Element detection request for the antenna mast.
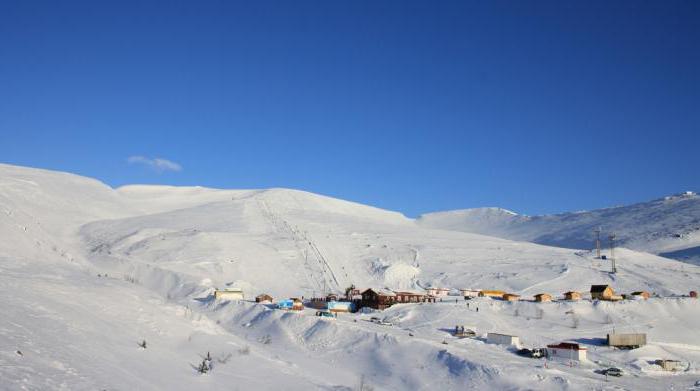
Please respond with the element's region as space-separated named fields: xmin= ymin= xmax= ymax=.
xmin=609 ymin=233 xmax=617 ymax=273
xmin=594 ymin=227 xmax=601 ymax=259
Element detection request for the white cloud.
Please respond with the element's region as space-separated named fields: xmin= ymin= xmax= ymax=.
xmin=127 ymin=156 xmax=182 ymax=173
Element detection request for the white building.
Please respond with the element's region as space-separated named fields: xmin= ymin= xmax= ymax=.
xmin=214 ymin=288 xmax=244 ymax=300
xmin=486 ymin=333 xmax=520 ymax=347
xmin=426 ymin=287 xmax=450 ymax=297
xmin=546 ymin=342 xmax=587 ymax=361
xmin=460 ymin=289 xmax=480 ymax=298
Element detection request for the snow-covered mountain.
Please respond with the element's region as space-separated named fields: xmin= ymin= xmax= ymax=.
xmin=2 ymin=163 xmax=700 ymax=390
xmin=418 ymin=193 xmax=700 ymax=265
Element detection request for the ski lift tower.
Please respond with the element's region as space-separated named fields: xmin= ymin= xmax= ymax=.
xmin=594 ymin=227 xmax=602 ymax=259
xmin=609 ymin=233 xmax=617 ymax=273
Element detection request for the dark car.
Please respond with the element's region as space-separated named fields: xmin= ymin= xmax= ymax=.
xmin=602 ymin=367 xmax=623 ymax=377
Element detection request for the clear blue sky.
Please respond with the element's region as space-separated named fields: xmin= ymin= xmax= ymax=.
xmin=1 ymin=1 xmax=698 ymax=217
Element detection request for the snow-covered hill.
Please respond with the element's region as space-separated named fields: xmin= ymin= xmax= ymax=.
xmin=418 ymin=193 xmax=700 ymax=265
xmin=2 ymin=163 xmax=700 ymax=390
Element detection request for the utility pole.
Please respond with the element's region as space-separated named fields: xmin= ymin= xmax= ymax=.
xmin=594 ymin=227 xmax=602 ymax=259
xmin=609 ymin=233 xmax=617 ymax=273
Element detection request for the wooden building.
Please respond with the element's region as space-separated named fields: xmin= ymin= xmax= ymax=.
xmin=360 ymin=288 xmax=397 ymax=310
xmin=478 ymin=290 xmax=506 ymax=299
xmin=503 ymin=293 xmax=521 ymax=302
xmin=631 ymin=291 xmax=650 ymax=300
xmin=546 ymin=342 xmax=587 ymax=361
xmin=590 ymin=285 xmax=621 ymax=301
xmin=394 ymin=291 xmax=435 ymax=304
xmin=255 ymin=293 xmax=273 ymax=303
xmin=534 ymin=293 xmax=552 ymax=302
xmin=563 ymin=291 xmax=582 ymax=301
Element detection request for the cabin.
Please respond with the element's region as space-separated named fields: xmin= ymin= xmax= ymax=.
xmin=479 ymin=290 xmax=506 ymax=299
xmin=631 ymin=291 xmax=650 ymax=300
xmin=291 ymin=298 xmax=304 ymax=311
xmin=486 ymin=333 xmax=520 ymax=347
xmin=214 ymin=288 xmax=244 ymax=300
xmin=607 ymin=333 xmax=646 ymax=349
xmin=277 ymin=298 xmax=304 ymax=311
xmin=361 ymin=288 xmax=397 ymax=310
xmin=255 ymin=293 xmax=273 ymax=303
xmin=426 ymin=287 xmax=450 ymax=297
xmin=503 ymin=293 xmax=521 ymax=302
xmin=534 ymin=293 xmax=552 ymax=302
xmin=394 ymin=291 xmax=434 ymax=303
xmin=655 ymin=359 xmax=683 ymax=371
xmin=691 ymin=291 xmax=698 ymax=298
xmin=327 ymin=301 xmax=355 ymax=313
xmin=308 ymin=298 xmax=329 ymax=310
xmin=546 ymin=342 xmax=587 ymax=361
xmin=563 ymin=291 xmax=582 ymax=301
xmin=460 ymin=289 xmax=480 ymax=298
xmin=590 ymin=285 xmax=621 ymax=301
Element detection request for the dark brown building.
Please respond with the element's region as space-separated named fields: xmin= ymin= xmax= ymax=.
xmin=360 ymin=288 xmax=397 ymax=310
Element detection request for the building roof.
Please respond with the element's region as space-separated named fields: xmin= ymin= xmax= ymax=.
xmin=534 ymin=293 xmax=551 ymax=297
xmin=393 ymin=290 xmax=426 ymax=296
xmin=503 ymin=293 xmax=520 ymax=297
xmin=362 ymin=288 xmax=396 ymax=297
xmin=631 ymin=291 xmax=649 ymax=295
xmin=590 ymin=285 xmax=612 ymax=293
xmin=546 ymin=342 xmax=586 ymax=351
xmin=564 ymin=291 xmax=581 ymax=295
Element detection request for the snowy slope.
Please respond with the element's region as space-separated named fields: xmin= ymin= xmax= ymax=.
xmin=417 ymin=193 xmax=700 ymax=265
xmin=2 ymin=163 xmax=700 ymax=390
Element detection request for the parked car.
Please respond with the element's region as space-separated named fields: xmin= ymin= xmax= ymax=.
xmin=602 ymin=367 xmax=623 ymax=377
xmin=315 ymin=311 xmax=337 ymax=319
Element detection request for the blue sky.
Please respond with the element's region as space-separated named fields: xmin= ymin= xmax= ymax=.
xmin=1 ymin=1 xmax=698 ymax=217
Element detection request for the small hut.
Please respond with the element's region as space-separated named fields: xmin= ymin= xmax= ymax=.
xmin=590 ymin=285 xmax=621 ymax=301
xmin=503 ymin=293 xmax=521 ymax=302
xmin=534 ymin=293 xmax=552 ymax=302
xmin=655 ymin=359 xmax=683 ymax=371
xmin=255 ymin=293 xmax=273 ymax=303
xmin=631 ymin=291 xmax=650 ymax=300
xmin=563 ymin=291 xmax=582 ymax=301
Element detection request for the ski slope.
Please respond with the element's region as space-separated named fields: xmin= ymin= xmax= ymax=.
xmin=417 ymin=193 xmax=700 ymax=265
xmin=2 ymin=163 xmax=700 ymax=390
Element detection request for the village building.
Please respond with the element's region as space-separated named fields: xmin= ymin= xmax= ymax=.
xmin=503 ymin=293 xmax=520 ymax=302
xmin=394 ymin=290 xmax=435 ymax=304
xmin=590 ymin=285 xmax=622 ymax=301
xmin=631 ymin=291 xmax=650 ymax=300
xmin=214 ymin=288 xmax=244 ymax=300
xmin=255 ymin=293 xmax=273 ymax=303
xmin=655 ymin=359 xmax=683 ymax=371
xmin=546 ymin=342 xmax=587 ymax=361
xmin=534 ymin=293 xmax=552 ymax=302
xmin=607 ymin=333 xmax=647 ymax=349
xmin=479 ymin=290 xmax=506 ymax=299
xmin=360 ymin=288 xmax=397 ymax=310
xmin=327 ymin=301 xmax=354 ymax=313
xmin=277 ymin=298 xmax=304 ymax=311
xmin=459 ymin=289 xmax=480 ymax=298
xmin=426 ymin=287 xmax=450 ymax=297
xmin=563 ymin=291 xmax=582 ymax=301
xmin=486 ymin=333 xmax=520 ymax=347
